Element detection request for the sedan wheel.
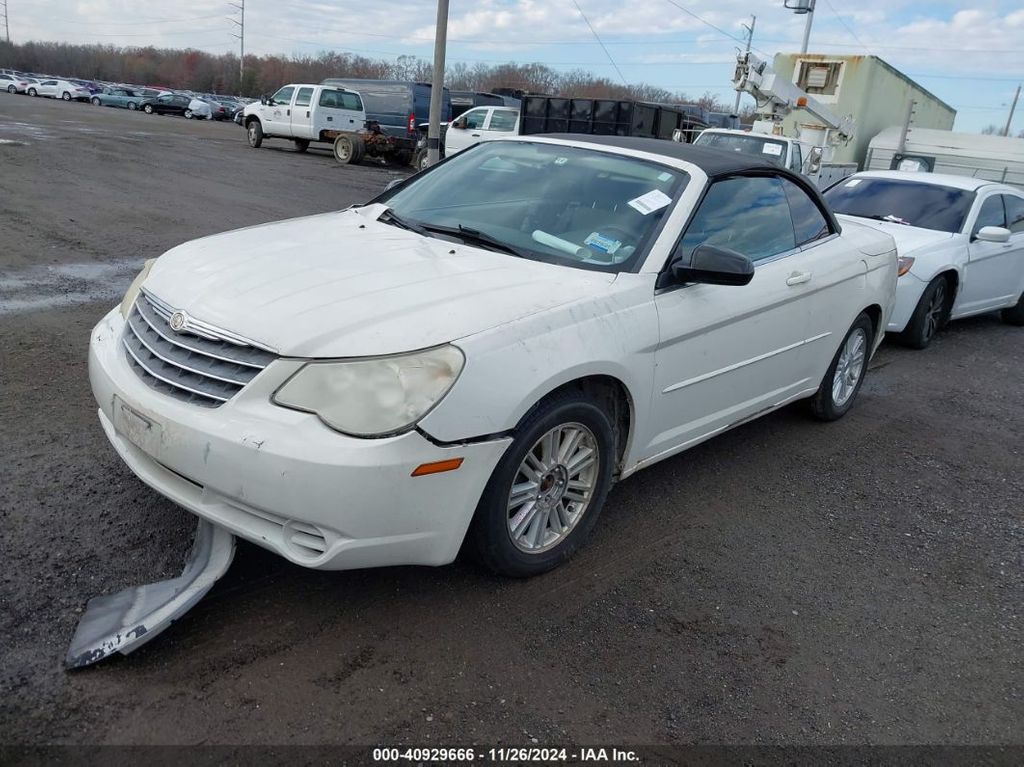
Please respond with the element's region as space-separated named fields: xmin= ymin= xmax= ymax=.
xmin=7 ymin=85 xmax=15 ymax=94
xmin=507 ymin=423 xmax=600 ymax=554
xmin=127 ymin=101 xmax=137 ymax=110
xmin=91 ymin=97 xmax=101 ymax=106
xmin=61 ymin=91 xmax=71 ymax=101
xmin=468 ymin=392 xmax=616 ymax=577
xmin=901 ymin=276 xmax=950 ymax=350
xmin=810 ymin=313 xmax=874 ymax=421
xmin=28 ymin=88 xmax=37 ymax=97
xmin=144 ymin=104 xmax=153 ymax=114
xmin=184 ymin=109 xmax=193 ymax=119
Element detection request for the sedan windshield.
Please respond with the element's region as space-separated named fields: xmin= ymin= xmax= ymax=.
xmin=823 ymin=177 xmax=975 ymax=233
xmin=693 ymin=132 xmax=788 ymax=166
xmin=380 ymin=141 xmax=689 ymax=272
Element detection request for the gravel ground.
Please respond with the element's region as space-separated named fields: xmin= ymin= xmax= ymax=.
xmin=0 ymin=94 xmax=1021 ymax=748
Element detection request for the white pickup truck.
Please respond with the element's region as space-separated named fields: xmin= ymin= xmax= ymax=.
xmin=243 ymin=83 xmax=366 ymax=153
xmin=444 ymin=105 xmax=521 ymax=157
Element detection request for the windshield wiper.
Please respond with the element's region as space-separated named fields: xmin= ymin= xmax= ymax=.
xmin=864 ymin=214 xmax=912 ymax=226
xmin=378 ymin=208 xmax=427 ymax=235
xmin=418 ymin=223 xmax=531 ymax=259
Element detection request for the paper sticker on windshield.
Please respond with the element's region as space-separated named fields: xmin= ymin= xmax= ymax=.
xmin=762 ymin=143 xmax=784 ymax=156
xmin=584 ymin=232 xmax=623 ymax=255
xmin=628 ymin=189 xmax=673 ymax=215
xmin=554 ymin=157 xmax=569 ymax=165
xmin=657 ymin=171 xmax=672 ymax=182
xmin=845 ymin=178 xmax=862 ymax=187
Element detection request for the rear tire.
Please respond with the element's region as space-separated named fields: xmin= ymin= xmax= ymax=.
xmin=413 ymin=148 xmax=429 ymax=171
xmin=293 ymin=138 xmax=310 ymax=153
xmin=61 ymin=91 xmax=72 ymax=101
xmin=184 ymin=109 xmax=193 ymax=119
xmin=28 ymin=88 xmax=37 ymax=97
xmin=1001 ymin=293 xmax=1024 ymax=326
xmin=810 ymin=313 xmax=874 ymax=422
xmin=467 ymin=392 xmax=616 ymax=578
xmin=333 ymin=134 xmax=365 ymax=165
xmin=143 ymin=104 xmax=153 ymax=114
xmin=91 ymin=97 xmax=101 ymax=106
xmin=7 ymin=85 xmax=16 ymax=94
xmin=900 ymin=276 xmax=951 ymax=349
xmin=127 ymin=101 xmax=137 ymax=110
xmin=246 ymin=119 xmax=263 ymax=148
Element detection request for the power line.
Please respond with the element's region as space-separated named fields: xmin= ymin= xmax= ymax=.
xmin=820 ymin=0 xmax=872 ymax=56
xmin=662 ymin=0 xmax=769 ymax=57
xmin=569 ymin=0 xmax=627 ymax=85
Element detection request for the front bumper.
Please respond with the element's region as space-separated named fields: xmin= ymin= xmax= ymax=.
xmin=89 ymin=307 xmax=511 ymax=570
xmin=886 ymin=272 xmax=928 ymax=333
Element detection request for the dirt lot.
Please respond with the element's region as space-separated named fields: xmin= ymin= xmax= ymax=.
xmin=1 ymin=94 xmax=1022 ymax=748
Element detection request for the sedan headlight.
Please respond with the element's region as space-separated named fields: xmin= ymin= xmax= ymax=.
xmin=273 ymin=345 xmax=465 ymax=437
xmin=120 ymin=258 xmax=156 ymax=317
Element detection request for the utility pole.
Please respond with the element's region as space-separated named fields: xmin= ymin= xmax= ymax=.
xmin=426 ymin=0 xmax=449 ymax=167
xmin=2 ymin=0 xmax=10 ymax=44
xmin=1003 ymin=84 xmax=1021 ymax=137
xmin=733 ymin=15 xmax=756 ymax=115
xmin=229 ymin=1 xmax=245 ymax=93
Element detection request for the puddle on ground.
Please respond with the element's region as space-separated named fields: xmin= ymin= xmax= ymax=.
xmin=0 ymin=259 xmax=144 ymax=315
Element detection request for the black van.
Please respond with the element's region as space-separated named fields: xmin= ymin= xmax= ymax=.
xmin=320 ymin=79 xmax=452 ymax=139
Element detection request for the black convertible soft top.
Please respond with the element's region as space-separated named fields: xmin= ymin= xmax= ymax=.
xmin=538 ymin=133 xmax=784 ymax=178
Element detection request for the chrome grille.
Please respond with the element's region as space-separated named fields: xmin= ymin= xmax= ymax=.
xmin=123 ymin=292 xmax=276 ymax=407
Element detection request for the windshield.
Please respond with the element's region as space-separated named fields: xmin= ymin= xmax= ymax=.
xmin=694 ymin=132 xmax=788 ymax=166
xmin=379 ymin=141 xmax=688 ymax=272
xmin=823 ymin=177 xmax=975 ymax=233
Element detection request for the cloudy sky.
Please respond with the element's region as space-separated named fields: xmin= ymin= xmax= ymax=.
xmin=9 ymin=1 xmax=1024 ymax=133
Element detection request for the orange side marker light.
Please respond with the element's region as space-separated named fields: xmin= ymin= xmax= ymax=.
xmin=411 ymin=458 xmax=464 ymax=477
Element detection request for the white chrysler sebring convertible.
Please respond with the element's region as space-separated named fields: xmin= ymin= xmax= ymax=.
xmin=89 ymin=136 xmax=896 ymax=578
xmin=823 ymin=171 xmax=1024 ymax=348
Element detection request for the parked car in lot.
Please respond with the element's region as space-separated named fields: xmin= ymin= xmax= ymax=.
xmin=185 ymin=97 xmax=213 ymax=120
xmin=0 ymin=73 xmax=31 ymax=93
xmin=444 ymin=105 xmax=520 ymax=157
xmin=28 ymin=78 xmax=91 ymax=100
xmin=90 ymin=86 xmax=142 ymax=110
xmin=140 ymin=93 xmax=192 ymax=116
xmin=823 ymin=171 xmax=1024 ymax=348
xmin=320 ymin=78 xmax=452 ymax=141
xmin=90 ymin=136 xmax=895 ymax=580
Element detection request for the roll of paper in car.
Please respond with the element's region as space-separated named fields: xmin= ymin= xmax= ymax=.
xmin=532 ymin=230 xmax=587 ymax=259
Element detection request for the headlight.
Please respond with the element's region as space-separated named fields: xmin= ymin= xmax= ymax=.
xmin=120 ymin=258 xmax=156 ymax=317
xmin=273 ymin=345 xmax=465 ymax=437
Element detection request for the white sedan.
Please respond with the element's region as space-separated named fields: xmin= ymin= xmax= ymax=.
xmin=824 ymin=171 xmax=1024 ymax=348
xmin=89 ymin=136 xmax=896 ymax=578
xmin=27 ymin=78 xmax=91 ymax=101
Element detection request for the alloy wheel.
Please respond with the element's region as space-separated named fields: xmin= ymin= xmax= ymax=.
xmin=924 ymin=281 xmax=946 ymax=342
xmin=832 ymin=328 xmax=867 ymax=407
xmin=506 ymin=423 xmax=600 ymax=553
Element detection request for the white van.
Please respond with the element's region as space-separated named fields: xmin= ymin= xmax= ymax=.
xmin=243 ymin=83 xmax=366 ymax=152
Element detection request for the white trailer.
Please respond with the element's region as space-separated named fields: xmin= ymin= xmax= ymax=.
xmin=865 ymin=126 xmax=1024 ymax=188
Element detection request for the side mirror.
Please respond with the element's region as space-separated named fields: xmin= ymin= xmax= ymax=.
xmin=260 ymin=94 xmax=269 ymax=106
xmin=384 ymin=179 xmax=403 ymax=192
xmin=452 ymin=119 xmax=465 ymax=129
xmin=974 ymin=225 xmax=1011 ymax=243
xmin=669 ymin=244 xmax=755 ymax=287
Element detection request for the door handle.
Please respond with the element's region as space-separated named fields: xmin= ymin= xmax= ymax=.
xmin=286 ymin=109 xmax=290 ymax=116
xmin=471 ymin=132 xmax=480 ymax=137
xmin=306 ymin=110 xmax=310 ymax=118
xmin=786 ymin=271 xmax=812 ymax=286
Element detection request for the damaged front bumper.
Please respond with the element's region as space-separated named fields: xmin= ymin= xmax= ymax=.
xmin=66 ymin=518 xmax=235 ymax=668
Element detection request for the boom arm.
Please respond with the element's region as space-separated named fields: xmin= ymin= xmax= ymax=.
xmin=733 ymin=52 xmax=855 ymax=141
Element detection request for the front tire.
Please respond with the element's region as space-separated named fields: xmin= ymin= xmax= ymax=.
xmin=467 ymin=393 xmax=616 ymax=577
xmin=184 ymin=109 xmax=193 ymax=119
xmin=127 ymin=101 xmax=137 ymax=110
xmin=61 ymin=91 xmax=72 ymax=101
xmin=293 ymin=138 xmax=310 ymax=153
xmin=7 ymin=85 xmax=16 ymax=94
xmin=143 ymin=104 xmax=153 ymax=114
xmin=810 ymin=313 xmax=874 ymax=421
xmin=28 ymin=88 xmax=37 ymax=97
xmin=246 ymin=119 xmax=263 ymax=148
xmin=1001 ymin=292 xmax=1024 ymax=326
xmin=900 ymin=276 xmax=951 ymax=349
xmin=91 ymin=97 xmax=101 ymax=106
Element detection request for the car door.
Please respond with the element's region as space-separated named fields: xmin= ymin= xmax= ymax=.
xmin=38 ymin=79 xmax=58 ymax=97
xmin=1003 ymin=194 xmax=1024 ymax=304
xmin=311 ymin=88 xmax=363 ymax=138
xmin=480 ymin=108 xmax=519 ymax=142
xmin=960 ymin=193 xmax=1020 ymax=313
xmin=445 ymin=107 xmax=490 ymax=155
xmin=647 ymin=174 xmax=824 ymax=460
xmin=261 ymin=85 xmax=295 ymax=136
xmin=289 ymin=86 xmax=315 ymax=139
xmin=153 ymin=94 xmax=173 ymax=113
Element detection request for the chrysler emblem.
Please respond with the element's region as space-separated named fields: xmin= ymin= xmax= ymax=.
xmin=169 ymin=311 xmax=187 ymax=332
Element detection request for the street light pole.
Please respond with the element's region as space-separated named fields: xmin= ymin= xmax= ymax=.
xmin=733 ymin=15 xmax=756 ymax=115
xmin=426 ymin=0 xmax=449 ymax=167
xmin=2 ymin=0 xmax=10 ymax=43
xmin=800 ymin=0 xmax=816 ymax=54
xmin=229 ymin=1 xmax=245 ymax=93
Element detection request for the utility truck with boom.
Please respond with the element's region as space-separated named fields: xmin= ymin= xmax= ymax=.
xmin=692 ymin=52 xmax=858 ymax=188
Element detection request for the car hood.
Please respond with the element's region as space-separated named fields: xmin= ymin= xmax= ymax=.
xmin=143 ymin=205 xmax=616 ymax=358
xmin=836 ymin=214 xmax=955 ymax=254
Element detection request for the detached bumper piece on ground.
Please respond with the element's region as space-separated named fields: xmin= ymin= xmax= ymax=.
xmin=65 ymin=519 xmax=235 ymax=669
